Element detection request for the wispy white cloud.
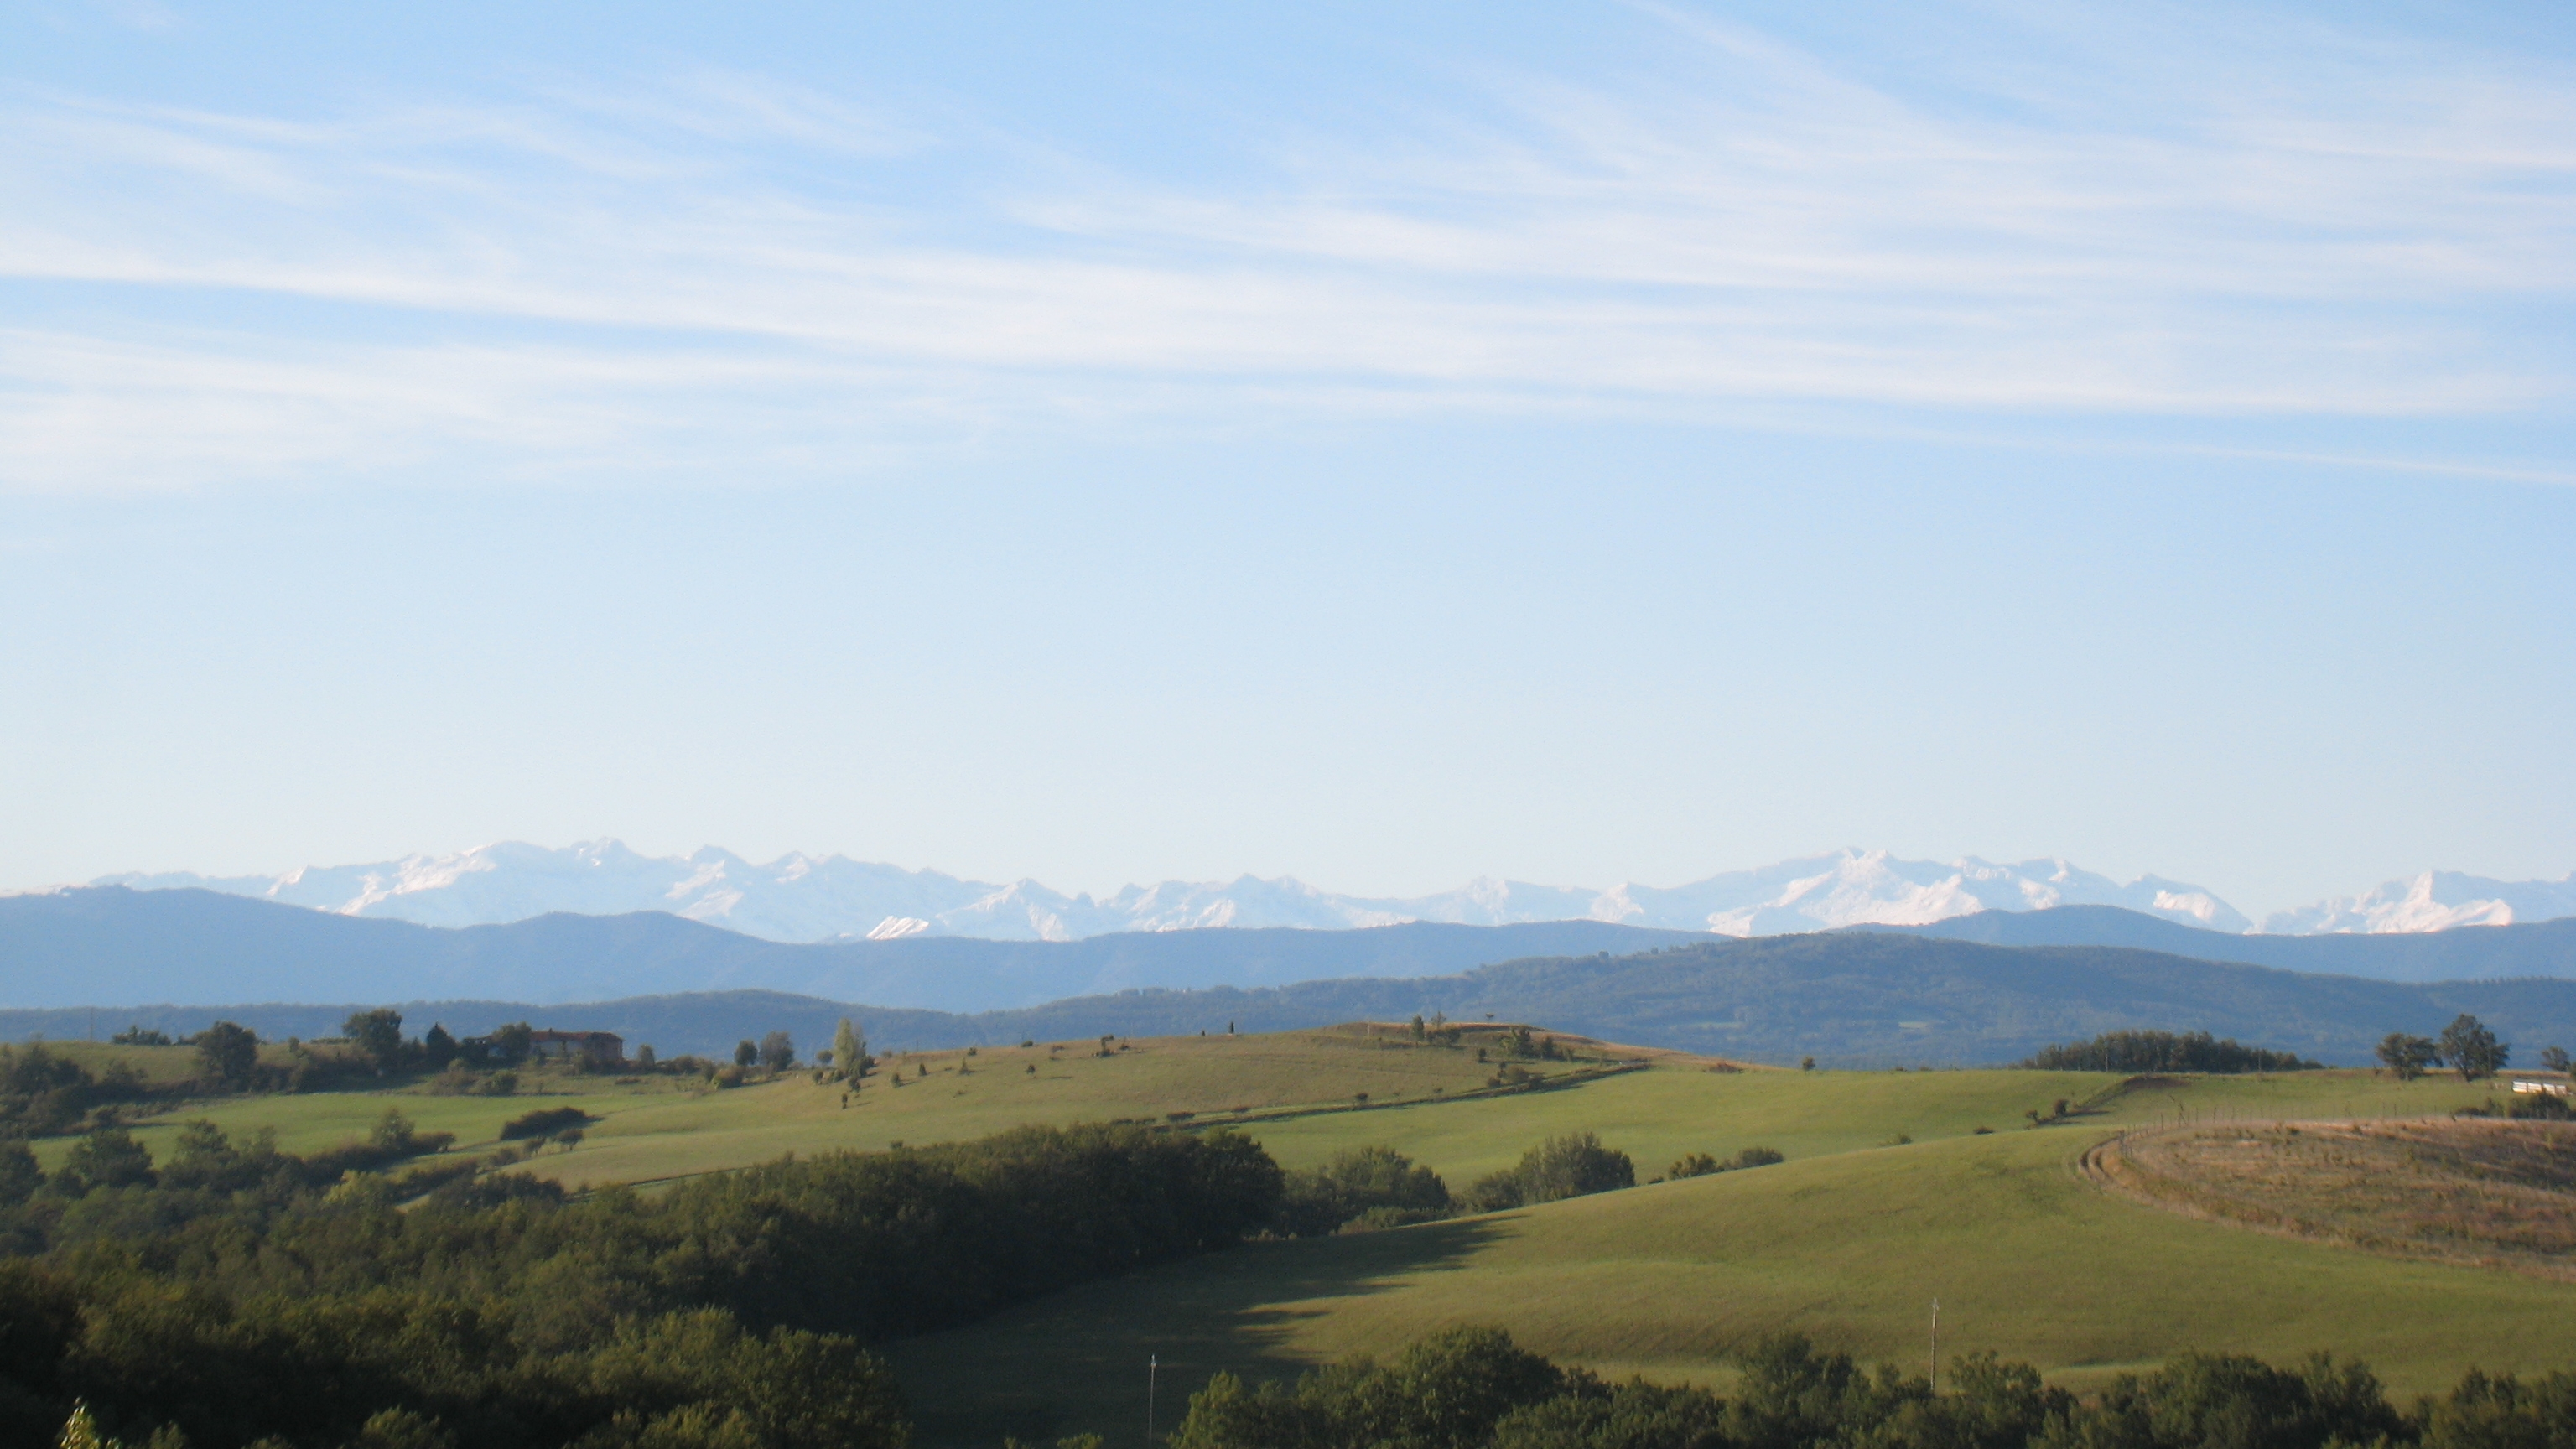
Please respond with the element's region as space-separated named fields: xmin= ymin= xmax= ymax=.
xmin=0 ymin=3 xmax=2570 ymax=491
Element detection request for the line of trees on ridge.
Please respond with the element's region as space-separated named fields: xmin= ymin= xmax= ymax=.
xmin=1170 ymin=1324 xmax=2576 ymax=1449
xmin=2019 ymin=1031 xmax=2321 ymax=1074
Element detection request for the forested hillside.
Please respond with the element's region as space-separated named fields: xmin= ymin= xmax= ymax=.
xmin=0 ymin=1120 xmax=1279 ymax=1449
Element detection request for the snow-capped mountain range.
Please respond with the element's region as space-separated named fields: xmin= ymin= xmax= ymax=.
xmin=2261 ymin=871 xmax=2576 ymax=935
xmin=75 ymin=841 xmax=2576 ymax=945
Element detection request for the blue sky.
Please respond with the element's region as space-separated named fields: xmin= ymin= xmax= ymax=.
xmin=3 ymin=0 xmax=2572 ymax=917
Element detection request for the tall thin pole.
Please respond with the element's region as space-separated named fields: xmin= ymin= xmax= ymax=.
xmin=1147 ymin=1353 xmax=1158 ymax=1446
xmin=1929 ymin=1299 xmax=1940 ymax=1389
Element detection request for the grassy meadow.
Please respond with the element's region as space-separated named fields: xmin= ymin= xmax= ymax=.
xmin=886 ymin=1123 xmax=2576 ymax=1447
xmin=30 ymin=1026 xmax=1613 ymax=1182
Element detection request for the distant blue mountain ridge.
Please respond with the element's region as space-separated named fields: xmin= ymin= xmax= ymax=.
xmin=3 ymin=886 xmax=2576 ymax=1067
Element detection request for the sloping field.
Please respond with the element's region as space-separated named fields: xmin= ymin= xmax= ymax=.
xmin=886 ymin=1124 xmax=2576 ymax=1448
xmin=51 ymin=1027 xmax=1621 ymax=1185
xmin=1240 ymin=1060 xmax=2507 ymax=1179
xmin=2093 ymin=1118 xmax=2576 ymax=1277
xmin=518 ymin=1027 xmax=1638 ymax=1190
xmin=55 ymin=1032 xmax=2515 ymax=1189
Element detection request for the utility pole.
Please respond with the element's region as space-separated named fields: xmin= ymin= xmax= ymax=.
xmin=1146 ymin=1353 xmax=1158 ymax=1446
xmin=1929 ymin=1299 xmax=1940 ymax=1389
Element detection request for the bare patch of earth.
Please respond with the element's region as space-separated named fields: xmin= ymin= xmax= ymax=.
xmin=2085 ymin=1119 xmax=2576 ymax=1280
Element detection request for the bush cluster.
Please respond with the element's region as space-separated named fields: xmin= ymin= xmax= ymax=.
xmin=1466 ymin=1133 xmax=1634 ymax=1212
xmin=0 ymin=1046 xmax=152 ymax=1139
xmin=1667 ymin=1147 xmax=1784 ymax=1180
xmin=1172 ymin=1324 xmax=2560 ymax=1449
xmin=1274 ymin=1146 xmax=1452 ymax=1236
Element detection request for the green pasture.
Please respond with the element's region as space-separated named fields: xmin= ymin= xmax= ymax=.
xmin=1243 ymin=1062 xmax=2506 ymax=1180
xmin=16 ymin=1040 xmax=219 ymax=1086
xmin=32 ymin=1028 xmax=1603 ymax=1186
xmin=485 ymin=1050 xmax=2521 ymax=1191
xmin=517 ymin=1031 xmax=1592 ymax=1190
xmin=38 ymin=1032 xmax=2513 ymax=1194
xmin=28 ymin=1067 xmax=667 ymax=1170
xmin=888 ymin=1122 xmax=2576 ymax=1448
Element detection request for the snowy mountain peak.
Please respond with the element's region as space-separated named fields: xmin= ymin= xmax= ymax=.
xmin=59 ymin=844 xmax=2576 ymax=944
xmin=89 ymin=841 xmax=2284 ymax=943
xmin=2262 ymin=870 xmax=2576 ymax=935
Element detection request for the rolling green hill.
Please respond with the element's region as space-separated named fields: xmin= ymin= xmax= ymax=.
xmin=886 ymin=1096 xmax=2575 ymax=1447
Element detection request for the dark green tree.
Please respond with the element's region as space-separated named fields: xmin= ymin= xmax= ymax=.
xmin=2540 ymin=1046 xmax=2570 ymax=1074
xmin=490 ymin=1021 xmax=534 ymax=1066
xmin=342 ymin=1009 xmax=405 ymax=1072
xmin=2439 ymin=1015 xmax=2506 ymax=1083
xmin=0 ymin=1140 xmax=40 ymax=1206
xmin=53 ymin=1124 xmax=156 ymax=1196
xmin=2422 ymin=1368 xmax=2576 ymax=1449
xmin=193 ymin=1021 xmax=260 ymax=1089
xmin=759 ymin=1031 xmax=797 ymax=1072
xmin=2376 ymin=1032 xmax=2439 ymax=1081
xmin=421 ymin=1024 xmax=458 ymax=1070
xmin=735 ymin=1040 xmax=761 ymax=1069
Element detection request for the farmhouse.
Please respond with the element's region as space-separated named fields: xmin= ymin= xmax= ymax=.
xmin=460 ymin=1027 xmax=628 ymax=1067
xmin=528 ymin=1029 xmax=626 ymax=1065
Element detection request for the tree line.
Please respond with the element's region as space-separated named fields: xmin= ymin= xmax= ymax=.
xmin=1273 ymin=1130 xmax=1774 ymax=1238
xmin=1171 ymin=1324 xmax=2576 ymax=1449
xmin=0 ymin=1119 xmax=1279 ymax=1449
xmin=2019 ymin=1031 xmax=2321 ymax=1074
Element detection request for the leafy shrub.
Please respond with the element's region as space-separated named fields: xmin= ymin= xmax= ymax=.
xmin=1275 ymin=1145 xmax=1450 ymax=1237
xmin=1672 ymin=1147 xmax=1784 ymax=1179
xmin=497 ymin=1107 xmax=593 ymax=1141
xmin=0 ymin=1046 xmax=156 ymax=1137
xmin=1467 ymin=1132 xmax=1634 ymax=1211
xmin=2506 ymin=1091 xmax=2571 ymax=1120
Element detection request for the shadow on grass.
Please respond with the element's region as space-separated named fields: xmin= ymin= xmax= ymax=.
xmin=886 ymin=1215 xmax=1515 ymax=1447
